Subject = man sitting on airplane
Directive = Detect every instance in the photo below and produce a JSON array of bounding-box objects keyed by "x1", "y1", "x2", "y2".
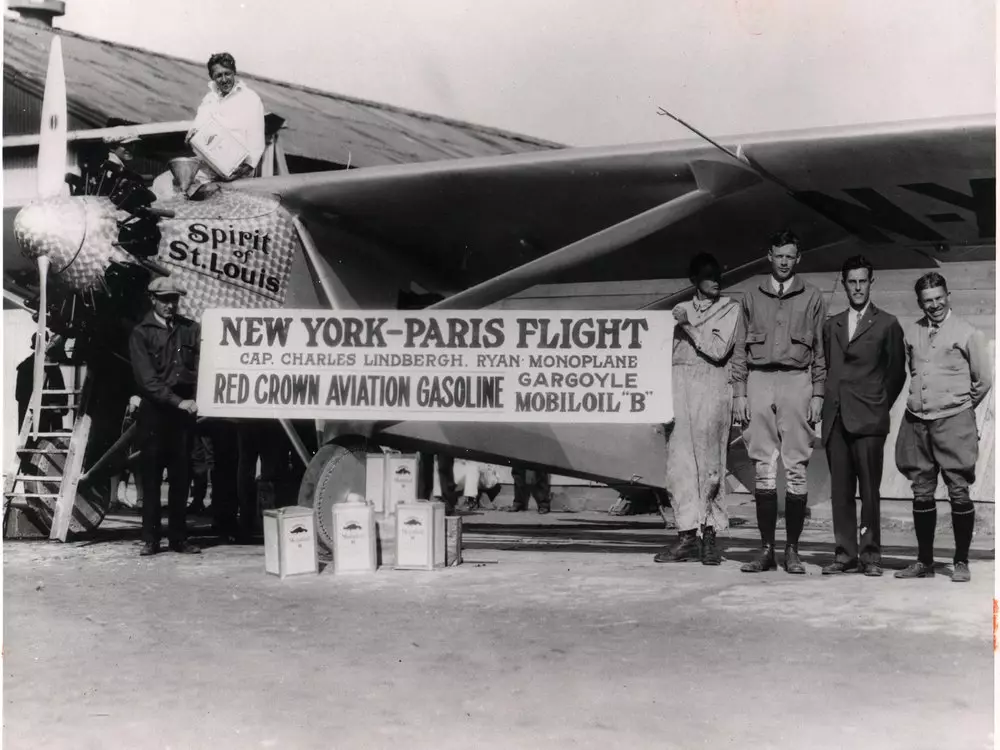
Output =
[{"x1": 184, "y1": 52, "x2": 266, "y2": 197}]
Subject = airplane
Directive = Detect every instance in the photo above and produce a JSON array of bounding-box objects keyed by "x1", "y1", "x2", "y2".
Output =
[{"x1": 3, "y1": 38, "x2": 995, "y2": 546}]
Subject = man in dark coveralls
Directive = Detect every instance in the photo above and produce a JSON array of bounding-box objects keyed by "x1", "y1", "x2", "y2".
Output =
[
  {"x1": 129, "y1": 277, "x2": 202, "y2": 556},
  {"x1": 820, "y1": 256, "x2": 905, "y2": 577}
]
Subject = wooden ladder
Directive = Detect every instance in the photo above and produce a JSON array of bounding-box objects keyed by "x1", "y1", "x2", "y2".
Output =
[{"x1": 3, "y1": 362, "x2": 92, "y2": 541}]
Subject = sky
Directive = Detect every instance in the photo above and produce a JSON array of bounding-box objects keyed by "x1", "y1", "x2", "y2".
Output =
[{"x1": 37, "y1": 0, "x2": 997, "y2": 147}]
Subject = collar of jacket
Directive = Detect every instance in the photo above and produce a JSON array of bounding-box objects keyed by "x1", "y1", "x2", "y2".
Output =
[
  {"x1": 208, "y1": 79, "x2": 247, "y2": 100},
  {"x1": 136, "y1": 311, "x2": 192, "y2": 330},
  {"x1": 758, "y1": 275, "x2": 805, "y2": 298},
  {"x1": 836, "y1": 303, "x2": 879, "y2": 326},
  {"x1": 919, "y1": 309, "x2": 953, "y2": 330}
]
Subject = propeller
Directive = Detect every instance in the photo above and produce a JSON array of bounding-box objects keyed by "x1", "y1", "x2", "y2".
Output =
[
  {"x1": 37, "y1": 37, "x2": 67, "y2": 199},
  {"x1": 29, "y1": 37, "x2": 68, "y2": 439}
]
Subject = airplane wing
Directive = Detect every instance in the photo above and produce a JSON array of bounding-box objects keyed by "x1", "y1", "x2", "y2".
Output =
[
  {"x1": 238, "y1": 113, "x2": 996, "y2": 298},
  {"x1": 235, "y1": 114, "x2": 994, "y2": 486}
]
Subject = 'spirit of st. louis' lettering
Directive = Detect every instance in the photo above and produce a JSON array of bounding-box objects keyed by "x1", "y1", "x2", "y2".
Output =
[{"x1": 168, "y1": 223, "x2": 280, "y2": 294}]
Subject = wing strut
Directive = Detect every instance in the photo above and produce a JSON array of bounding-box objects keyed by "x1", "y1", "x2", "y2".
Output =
[
  {"x1": 287, "y1": 215, "x2": 342, "y2": 465},
  {"x1": 429, "y1": 158, "x2": 760, "y2": 310},
  {"x1": 292, "y1": 215, "x2": 349, "y2": 309}
]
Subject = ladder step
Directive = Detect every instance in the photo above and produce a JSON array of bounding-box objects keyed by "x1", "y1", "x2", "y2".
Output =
[
  {"x1": 11, "y1": 474, "x2": 61, "y2": 481},
  {"x1": 39, "y1": 389, "x2": 82, "y2": 395},
  {"x1": 17, "y1": 448, "x2": 69, "y2": 454},
  {"x1": 28, "y1": 432, "x2": 74, "y2": 437},
  {"x1": 5, "y1": 492, "x2": 59, "y2": 498}
]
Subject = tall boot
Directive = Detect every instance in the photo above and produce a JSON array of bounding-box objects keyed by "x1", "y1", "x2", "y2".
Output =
[
  {"x1": 912, "y1": 497, "x2": 937, "y2": 566},
  {"x1": 701, "y1": 525, "x2": 722, "y2": 566},
  {"x1": 896, "y1": 497, "x2": 937, "y2": 579},
  {"x1": 741, "y1": 490, "x2": 778, "y2": 573},
  {"x1": 952, "y1": 504, "x2": 975, "y2": 564},
  {"x1": 951, "y1": 503, "x2": 975, "y2": 583},
  {"x1": 783, "y1": 493, "x2": 807, "y2": 574},
  {"x1": 654, "y1": 529, "x2": 701, "y2": 563}
]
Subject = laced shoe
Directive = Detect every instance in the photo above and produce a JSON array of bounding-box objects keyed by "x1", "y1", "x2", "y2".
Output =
[
  {"x1": 701, "y1": 526, "x2": 722, "y2": 566},
  {"x1": 951, "y1": 561, "x2": 971, "y2": 583},
  {"x1": 894, "y1": 561, "x2": 935, "y2": 579},
  {"x1": 740, "y1": 544, "x2": 776, "y2": 573},
  {"x1": 783, "y1": 545, "x2": 805, "y2": 574},
  {"x1": 654, "y1": 531, "x2": 701, "y2": 563}
]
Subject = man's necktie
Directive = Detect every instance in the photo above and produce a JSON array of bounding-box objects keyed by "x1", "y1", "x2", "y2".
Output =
[{"x1": 777, "y1": 282, "x2": 785, "y2": 298}]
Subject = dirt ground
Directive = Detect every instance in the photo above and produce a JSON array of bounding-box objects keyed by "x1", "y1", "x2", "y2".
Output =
[{"x1": 3, "y1": 509, "x2": 995, "y2": 750}]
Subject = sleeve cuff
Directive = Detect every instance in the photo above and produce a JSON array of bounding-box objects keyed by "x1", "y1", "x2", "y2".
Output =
[
  {"x1": 812, "y1": 387, "x2": 824, "y2": 398},
  {"x1": 733, "y1": 383, "x2": 747, "y2": 398}
]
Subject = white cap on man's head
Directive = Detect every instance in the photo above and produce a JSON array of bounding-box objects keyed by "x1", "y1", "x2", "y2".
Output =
[
  {"x1": 103, "y1": 127, "x2": 141, "y2": 146},
  {"x1": 148, "y1": 277, "x2": 187, "y2": 297}
]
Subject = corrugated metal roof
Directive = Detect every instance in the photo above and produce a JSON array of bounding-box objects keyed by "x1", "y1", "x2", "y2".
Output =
[{"x1": 3, "y1": 17, "x2": 562, "y2": 167}]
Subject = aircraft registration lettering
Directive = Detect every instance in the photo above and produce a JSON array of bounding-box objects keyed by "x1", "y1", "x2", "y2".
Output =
[{"x1": 795, "y1": 178, "x2": 996, "y2": 244}]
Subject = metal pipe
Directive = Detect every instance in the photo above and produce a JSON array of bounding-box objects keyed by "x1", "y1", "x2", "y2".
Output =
[
  {"x1": 279, "y1": 418, "x2": 311, "y2": 467},
  {"x1": 77, "y1": 422, "x2": 136, "y2": 485}
]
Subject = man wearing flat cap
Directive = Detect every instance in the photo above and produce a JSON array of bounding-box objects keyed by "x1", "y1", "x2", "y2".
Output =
[
  {"x1": 129, "y1": 276, "x2": 202, "y2": 556},
  {"x1": 92, "y1": 128, "x2": 143, "y2": 197}
]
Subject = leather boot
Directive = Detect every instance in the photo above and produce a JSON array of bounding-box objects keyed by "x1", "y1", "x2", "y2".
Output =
[
  {"x1": 740, "y1": 544, "x2": 776, "y2": 573},
  {"x1": 701, "y1": 526, "x2": 722, "y2": 566},
  {"x1": 783, "y1": 544, "x2": 805, "y2": 574},
  {"x1": 654, "y1": 530, "x2": 701, "y2": 563}
]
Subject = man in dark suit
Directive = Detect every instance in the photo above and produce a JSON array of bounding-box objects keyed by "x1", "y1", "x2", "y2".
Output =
[{"x1": 821, "y1": 256, "x2": 906, "y2": 576}]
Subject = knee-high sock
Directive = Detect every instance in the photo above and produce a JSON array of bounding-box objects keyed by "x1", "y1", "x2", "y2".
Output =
[
  {"x1": 755, "y1": 490, "x2": 778, "y2": 547},
  {"x1": 952, "y1": 506, "x2": 975, "y2": 564},
  {"x1": 785, "y1": 493, "x2": 807, "y2": 547},
  {"x1": 912, "y1": 498, "x2": 937, "y2": 565}
]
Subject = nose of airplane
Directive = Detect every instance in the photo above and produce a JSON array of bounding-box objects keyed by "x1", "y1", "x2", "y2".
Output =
[{"x1": 13, "y1": 197, "x2": 86, "y2": 270}]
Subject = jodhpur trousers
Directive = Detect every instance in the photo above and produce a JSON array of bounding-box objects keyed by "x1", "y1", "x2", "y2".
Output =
[
  {"x1": 895, "y1": 409, "x2": 978, "y2": 506},
  {"x1": 743, "y1": 369, "x2": 814, "y2": 494}
]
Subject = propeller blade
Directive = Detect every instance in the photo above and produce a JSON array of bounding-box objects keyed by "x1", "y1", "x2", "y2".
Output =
[
  {"x1": 37, "y1": 37, "x2": 68, "y2": 199},
  {"x1": 29, "y1": 255, "x2": 51, "y2": 439}
]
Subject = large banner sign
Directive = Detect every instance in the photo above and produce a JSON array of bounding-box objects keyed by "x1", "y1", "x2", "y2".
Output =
[{"x1": 196, "y1": 310, "x2": 674, "y2": 423}]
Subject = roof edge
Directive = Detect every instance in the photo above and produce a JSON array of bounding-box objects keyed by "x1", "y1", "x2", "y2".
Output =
[{"x1": 4, "y1": 17, "x2": 563, "y2": 149}]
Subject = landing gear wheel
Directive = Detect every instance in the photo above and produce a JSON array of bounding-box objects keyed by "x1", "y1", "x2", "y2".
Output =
[{"x1": 297, "y1": 437, "x2": 371, "y2": 552}]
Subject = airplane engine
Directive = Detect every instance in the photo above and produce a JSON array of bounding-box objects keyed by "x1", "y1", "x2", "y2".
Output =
[
  {"x1": 13, "y1": 196, "x2": 136, "y2": 294},
  {"x1": 12, "y1": 188, "x2": 304, "y2": 334}
]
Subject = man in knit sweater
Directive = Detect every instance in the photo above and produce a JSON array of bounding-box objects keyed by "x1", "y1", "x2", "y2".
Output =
[{"x1": 894, "y1": 272, "x2": 992, "y2": 583}]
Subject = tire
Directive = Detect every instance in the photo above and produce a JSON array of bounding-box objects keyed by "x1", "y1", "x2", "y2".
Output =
[{"x1": 296, "y1": 436, "x2": 371, "y2": 551}]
